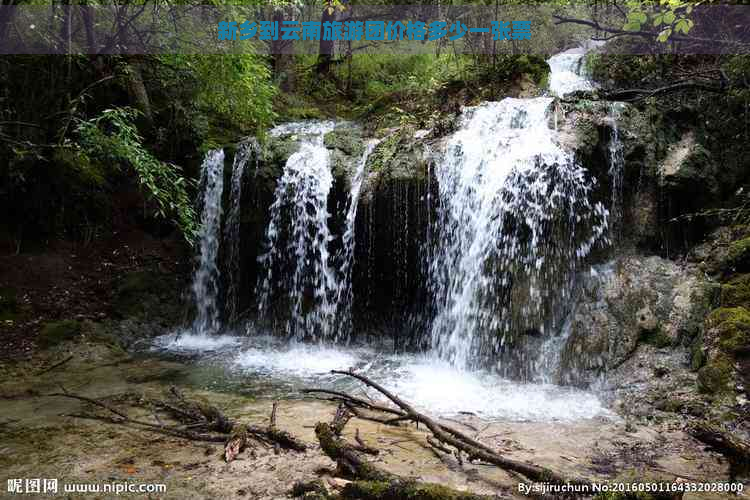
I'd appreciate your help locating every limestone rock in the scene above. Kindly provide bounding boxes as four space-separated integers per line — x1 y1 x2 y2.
560 255 713 387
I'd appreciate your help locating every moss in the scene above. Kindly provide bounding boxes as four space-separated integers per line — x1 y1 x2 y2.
341 479 489 500
366 128 426 184
655 398 683 413
724 237 750 272
707 306 750 353
697 354 734 395
720 274 750 307
37 320 81 348
324 128 364 157
690 337 706 371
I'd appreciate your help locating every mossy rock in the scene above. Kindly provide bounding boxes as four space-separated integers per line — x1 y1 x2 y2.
366 128 426 184
707 306 750 353
690 336 706 371
655 397 683 413
720 274 750 308
37 320 81 348
697 354 735 395
264 134 301 167
324 128 364 157
723 237 750 273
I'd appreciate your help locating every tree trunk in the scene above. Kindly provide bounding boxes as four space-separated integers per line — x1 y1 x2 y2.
316 6 335 75
124 58 153 126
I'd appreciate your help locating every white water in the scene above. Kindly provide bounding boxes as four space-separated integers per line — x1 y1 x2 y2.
154 332 241 351
189 149 225 336
154 46 618 422
607 103 625 236
151 335 609 421
224 140 259 323
428 98 609 372
547 41 602 96
256 121 339 341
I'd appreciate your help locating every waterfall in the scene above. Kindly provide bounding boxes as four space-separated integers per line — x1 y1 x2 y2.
224 139 259 323
428 98 609 374
547 42 599 97
255 124 379 342
608 103 625 237
335 140 379 337
190 149 225 335
255 121 338 341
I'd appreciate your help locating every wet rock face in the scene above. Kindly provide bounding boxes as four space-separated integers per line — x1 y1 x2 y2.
556 100 660 252
559 255 714 388
232 123 366 325
351 129 435 344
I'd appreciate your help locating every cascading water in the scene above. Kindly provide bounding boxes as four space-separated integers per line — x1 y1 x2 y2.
428 51 610 376
154 46 617 422
334 140 379 336
547 41 600 96
255 121 339 341
607 103 625 237
224 139 260 323
190 149 225 336
256 125 378 342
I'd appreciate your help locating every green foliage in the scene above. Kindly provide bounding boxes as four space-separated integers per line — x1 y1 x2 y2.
75 107 198 243
161 55 277 137
622 0 699 41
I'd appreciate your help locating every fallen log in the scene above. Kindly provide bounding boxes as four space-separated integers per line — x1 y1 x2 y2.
310 405 500 500
327 370 592 487
688 421 750 471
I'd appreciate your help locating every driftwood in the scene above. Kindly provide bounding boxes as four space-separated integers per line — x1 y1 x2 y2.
305 403 499 500
311 370 592 488
49 386 307 462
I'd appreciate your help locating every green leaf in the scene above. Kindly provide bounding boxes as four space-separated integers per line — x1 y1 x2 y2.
657 27 672 42
663 11 676 24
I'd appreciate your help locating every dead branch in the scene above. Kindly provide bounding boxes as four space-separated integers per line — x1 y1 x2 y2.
302 388 405 417
49 388 307 460
601 80 726 102
313 416 498 500
552 14 749 48
354 428 379 456
327 369 592 487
